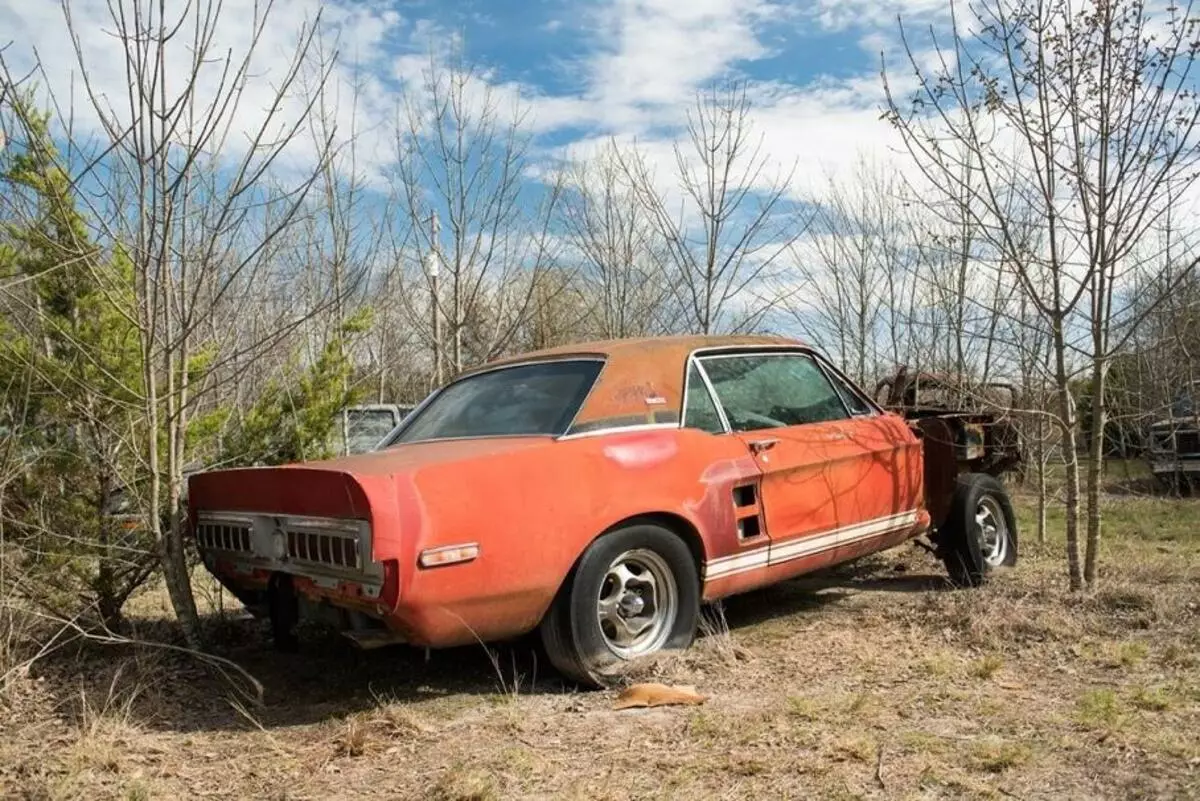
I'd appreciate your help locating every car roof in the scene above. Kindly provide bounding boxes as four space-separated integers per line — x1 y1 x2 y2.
460 334 808 435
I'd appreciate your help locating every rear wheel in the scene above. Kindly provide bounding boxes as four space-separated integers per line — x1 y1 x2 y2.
937 473 1018 587
539 523 700 687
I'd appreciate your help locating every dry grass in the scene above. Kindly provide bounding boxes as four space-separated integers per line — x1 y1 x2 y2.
430 763 498 801
2 485 1199 800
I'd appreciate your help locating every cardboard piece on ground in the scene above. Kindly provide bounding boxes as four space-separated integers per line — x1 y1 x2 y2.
612 683 709 710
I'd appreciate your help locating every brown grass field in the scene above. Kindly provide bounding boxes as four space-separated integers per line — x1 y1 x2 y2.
2 469 1198 800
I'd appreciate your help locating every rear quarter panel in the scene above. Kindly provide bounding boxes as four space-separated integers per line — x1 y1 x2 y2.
397 428 758 644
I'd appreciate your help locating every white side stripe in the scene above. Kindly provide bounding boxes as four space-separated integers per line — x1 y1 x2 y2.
768 511 918 566
703 510 919 580
703 548 770 576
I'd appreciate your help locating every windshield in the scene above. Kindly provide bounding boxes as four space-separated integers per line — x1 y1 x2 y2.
390 359 604 444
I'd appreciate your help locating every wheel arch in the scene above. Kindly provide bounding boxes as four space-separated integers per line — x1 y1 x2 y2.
539 509 709 624
603 511 708 573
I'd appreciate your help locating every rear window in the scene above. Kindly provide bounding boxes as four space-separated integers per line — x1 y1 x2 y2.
390 359 603 444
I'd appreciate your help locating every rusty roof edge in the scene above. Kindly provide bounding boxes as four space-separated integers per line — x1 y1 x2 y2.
455 351 610 380
467 334 805 374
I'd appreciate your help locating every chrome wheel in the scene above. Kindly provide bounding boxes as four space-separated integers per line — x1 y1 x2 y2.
596 548 677 659
976 495 1009 568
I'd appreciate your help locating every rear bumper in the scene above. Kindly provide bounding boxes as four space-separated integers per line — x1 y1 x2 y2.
204 551 552 648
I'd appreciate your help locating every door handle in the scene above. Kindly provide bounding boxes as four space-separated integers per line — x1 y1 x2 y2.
748 438 779 454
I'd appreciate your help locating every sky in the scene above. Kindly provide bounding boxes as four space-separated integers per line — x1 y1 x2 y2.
4 1 1195 373
0 0 953 199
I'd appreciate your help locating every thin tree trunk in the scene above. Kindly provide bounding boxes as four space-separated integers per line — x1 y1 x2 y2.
1053 319 1083 590
1036 411 1047 546
1083 359 1107 586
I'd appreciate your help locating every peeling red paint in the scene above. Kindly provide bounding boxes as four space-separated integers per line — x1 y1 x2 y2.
601 432 678 468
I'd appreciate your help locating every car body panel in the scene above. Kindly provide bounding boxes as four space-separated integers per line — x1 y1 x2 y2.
191 428 766 645
703 413 926 597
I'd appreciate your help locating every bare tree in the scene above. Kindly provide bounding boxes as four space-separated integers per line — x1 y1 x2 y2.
518 268 590 350
560 140 678 338
885 0 1200 589
622 80 803 334
1129 254 1200 424
298 59 386 452
45 0 346 642
1008 278 1058 544
391 50 563 378
787 151 1025 405
789 158 931 384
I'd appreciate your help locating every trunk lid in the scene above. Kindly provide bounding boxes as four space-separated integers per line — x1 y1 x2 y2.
186 436 556 562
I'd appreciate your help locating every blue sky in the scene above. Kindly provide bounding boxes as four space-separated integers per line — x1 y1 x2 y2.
371 0 948 190
3 1 1193 368
0 0 956 346
0 0 951 198
415 0 873 95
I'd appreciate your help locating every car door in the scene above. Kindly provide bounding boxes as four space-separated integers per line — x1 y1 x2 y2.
695 349 918 580
816 359 925 563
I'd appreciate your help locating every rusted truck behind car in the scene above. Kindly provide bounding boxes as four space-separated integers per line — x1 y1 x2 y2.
188 336 1019 686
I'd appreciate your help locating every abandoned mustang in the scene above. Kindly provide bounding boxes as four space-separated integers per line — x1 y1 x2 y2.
188 336 1018 685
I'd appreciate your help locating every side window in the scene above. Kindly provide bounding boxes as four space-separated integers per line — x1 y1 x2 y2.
683 362 725 434
699 353 850 432
823 365 875 416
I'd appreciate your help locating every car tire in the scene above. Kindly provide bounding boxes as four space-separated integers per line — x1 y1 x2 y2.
937 473 1018 588
539 523 700 688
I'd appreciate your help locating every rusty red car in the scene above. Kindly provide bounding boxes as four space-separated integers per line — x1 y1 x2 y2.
188 335 1018 685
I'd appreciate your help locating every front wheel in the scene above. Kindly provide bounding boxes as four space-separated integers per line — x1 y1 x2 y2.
937 473 1018 587
539 523 700 687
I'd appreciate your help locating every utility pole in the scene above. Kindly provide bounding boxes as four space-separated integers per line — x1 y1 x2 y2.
427 211 443 385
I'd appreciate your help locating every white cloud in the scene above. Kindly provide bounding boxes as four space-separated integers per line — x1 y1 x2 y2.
586 0 772 119
373 0 789 154
809 0 951 32
0 0 404 182
518 0 937 205
547 69 915 206
0 0 937 207
391 47 596 140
